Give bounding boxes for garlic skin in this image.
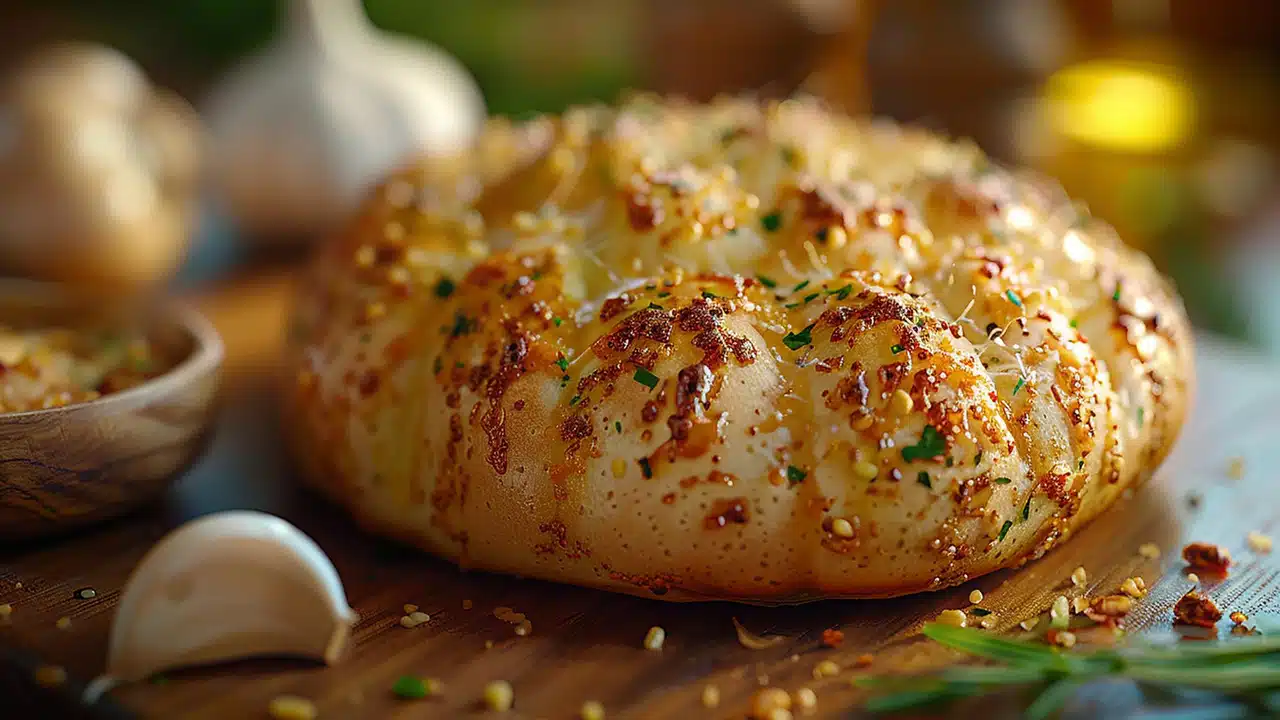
[206,0,486,243]
[104,511,357,684]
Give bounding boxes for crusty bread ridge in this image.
[283,95,1192,601]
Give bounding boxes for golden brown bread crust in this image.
[282,95,1193,601]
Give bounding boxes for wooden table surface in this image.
[3,270,1280,720]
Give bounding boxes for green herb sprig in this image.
[861,620,1280,718]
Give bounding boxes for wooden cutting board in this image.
[3,272,1280,719]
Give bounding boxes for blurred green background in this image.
[5,0,645,117]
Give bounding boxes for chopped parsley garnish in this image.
[633,367,660,390]
[815,227,829,243]
[825,284,853,301]
[657,291,671,298]
[781,146,798,166]
[994,477,1012,485]
[1069,317,1079,329]
[1005,289,1023,307]
[615,421,623,434]
[701,289,719,300]
[756,275,778,289]
[891,344,905,354]
[793,279,810,292]
[393,676,430,699]
[648,302,663,310]
[946,457,954,468]
[1077,458,1084,470]
[917,471,931,489]
[1022,496,1031,521]
[998,520,1013,542]
[434,277,455,298]
[761,211,782,232]
[1113,284,1122,302]
[970,608,993,617]
[901,425,945,463]
[803,293,820,304]
[1012,377,1026,396]
[638,457,653,479]
[433,356,443,374]
[556,357,569,372]
[569,395,582,406]
[786,465,807,486]
[784,302,801,309]
[782,323,816,351]
[974,450,983,465]
[553,316,563,327]
[1137,407,1145,427]
[448,312,473,338]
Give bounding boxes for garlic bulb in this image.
[0,43,201,291]
[206,0,486,243]
[94,511,356,693]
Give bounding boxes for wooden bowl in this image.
[0,282,223,540]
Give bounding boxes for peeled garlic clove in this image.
[103,510,356,683]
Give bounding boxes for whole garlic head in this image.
[206,0,486,243]
[100,511,357,686]
[0,43,201,291]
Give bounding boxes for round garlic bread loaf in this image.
[283,96,1192,601]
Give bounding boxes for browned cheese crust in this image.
[283,96,1193,602]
